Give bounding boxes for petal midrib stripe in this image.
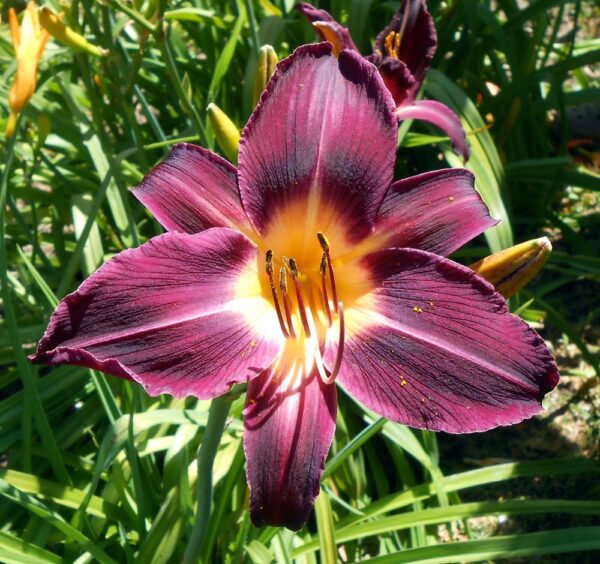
[55,296,267,350]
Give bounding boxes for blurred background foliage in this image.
[0,0,599,562]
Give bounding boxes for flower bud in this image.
[6,2,50,137]
[39,8,105,57]
[470,237,552,298]
[36,113,51,148]
[253,45,278,106]
[206,103,240,163]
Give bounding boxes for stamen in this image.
[320,253,333,327]
[279,266,296,339]
[307,302,345,386]
[384,1,411,58]
[384,31,398,59]
[288,258,311,338]
[317,232,339,314]
[266,250,289,339]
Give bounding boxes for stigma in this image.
[264,233,345,385]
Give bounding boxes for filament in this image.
[288,258,311,338]
[266,250,289,339]
[279,267,296,339]
[320,253,333,327]
[325,302,345,384]
[306,301,345,386]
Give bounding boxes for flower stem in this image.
[184,396,232,564]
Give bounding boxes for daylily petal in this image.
[325,248,559,433]
[295,3,358,54]
[31,228,282,398]
[395,100,470,160]
[132,143,251,234]
[244,365,337,530]
[369,56,417,107]
[372,0,436,93]
[238,43,397,243]
[375,169,496,256]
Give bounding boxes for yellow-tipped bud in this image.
[470,237,552,298]
[39,9,105,57]
[6,2,50,136]
[253,45,278,106]
[313,22,345,56]
[206,103,240,163]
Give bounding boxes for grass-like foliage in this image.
[1,0,599,562]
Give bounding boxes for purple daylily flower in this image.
[31,44,558,530]
[296,0,470,159]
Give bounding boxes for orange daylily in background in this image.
[6,1,49,137]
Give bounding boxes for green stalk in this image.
[183,397,232,563]
[158,25,207,142]
[106,0,156,32]
[244,0,261,55]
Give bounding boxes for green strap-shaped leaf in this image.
[425,69,513,252]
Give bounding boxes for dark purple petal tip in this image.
[376,168,495,255]
[295,2,359,53]
[244,367,337,530]
[396,100,470,160]
[372,0,437,87]
[132,143,250,234]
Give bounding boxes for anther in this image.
[320,253,333,326]
[266,250,289,339]
[317,232,329,252]
[317,232,339,314]
[288,258,311,337]
[279,267,296,338]
[279,265,287,293]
